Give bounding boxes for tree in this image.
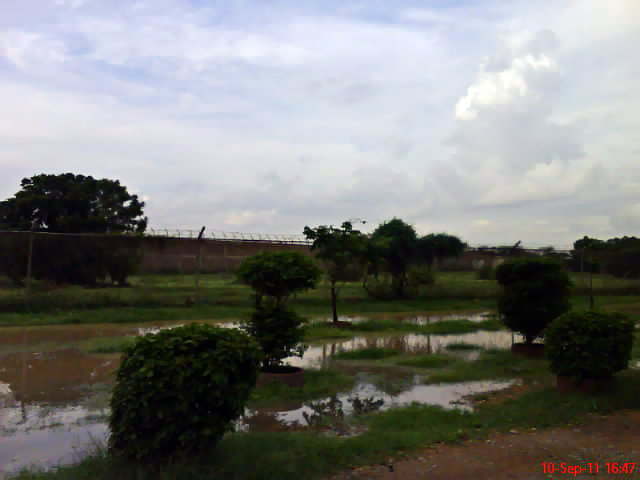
[0,173,147,286]
[0,173,147,233]
[370,218,418,298]
[416,233,466,270]
[495,258,571,345]
[303,221,367,323]
[236,251,322,308]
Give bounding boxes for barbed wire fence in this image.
[147,228,312,245]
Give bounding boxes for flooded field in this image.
[1,311,519,476]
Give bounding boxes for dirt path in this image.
[330,411,640,479]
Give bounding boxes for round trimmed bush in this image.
[237,251,321,307]
[495,258,571,344]
[243,305,307,371]
[109,324,261,461]
[545,310,635,380]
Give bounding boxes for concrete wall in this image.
[0,231,312,275]
[138,237,312,273]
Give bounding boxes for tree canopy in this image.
[303,221,367,322]
[303,221,366,281]
[416,233,466,267]
[0,173,147,233]
[370,218,418,298]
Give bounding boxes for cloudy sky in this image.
[1,0,638,247]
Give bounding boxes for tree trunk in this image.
[330,282,338,323]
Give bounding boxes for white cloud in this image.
[0,0,638,245]
[0,30,66,69]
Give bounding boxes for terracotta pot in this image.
[556,375,612,395]
[510,343,545,358]
[257,366,305,388]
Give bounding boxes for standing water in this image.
[1,312,516,476]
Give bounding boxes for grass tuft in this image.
[425,348,549,383]
[445,342,484,351]
[395,354,452,369]
[84,336,134,354]
[333,347,400,360]
[249,369,355,406]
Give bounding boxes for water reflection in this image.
[0,424,108,476]
[289,330,514,369]
[239,379,514,434]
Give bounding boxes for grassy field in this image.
[8,315,640,480]
[1,271,640,327]
[13,369,640,480]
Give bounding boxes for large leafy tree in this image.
[0,173,146,286]
[571,235,640,277]
[370,218,418,298]
[416,233,466,269]
[0,173,147,233]
[303,221,367,323]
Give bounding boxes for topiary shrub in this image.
[237,251,321,308]
[545,310,635,380]
[109,324,261,462]
[495,258,571,344]
[242,305,307,371]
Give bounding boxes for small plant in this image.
[495,258,571,344]
[109,323,261,462]
[242,305,307,371]
[545,310,635,380]
[236,251,321,307]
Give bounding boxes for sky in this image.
[0,0,638,248]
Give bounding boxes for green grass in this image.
[333,347,400,360]
[445,342,484,351]
[249,369,355,407]
[84,336,135,354]
[425,348,550,383]
[396,354,452,368]
[2,271,640,328]
[14,370,640,480]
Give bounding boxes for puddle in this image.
[0,424,108,476]
[290,330,514,369]
[1,310,510,475]
[240,378,514,433]
[0,311,490,348]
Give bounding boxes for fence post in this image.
[25,221,37,303]
[195,226,206,301]
[589,253,595,309]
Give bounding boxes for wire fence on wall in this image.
[147,228,312,245]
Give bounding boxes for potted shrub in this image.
[545,310,635,394]
[243,305,308,387]
[237,251,321,386]
[495,258,571,357]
